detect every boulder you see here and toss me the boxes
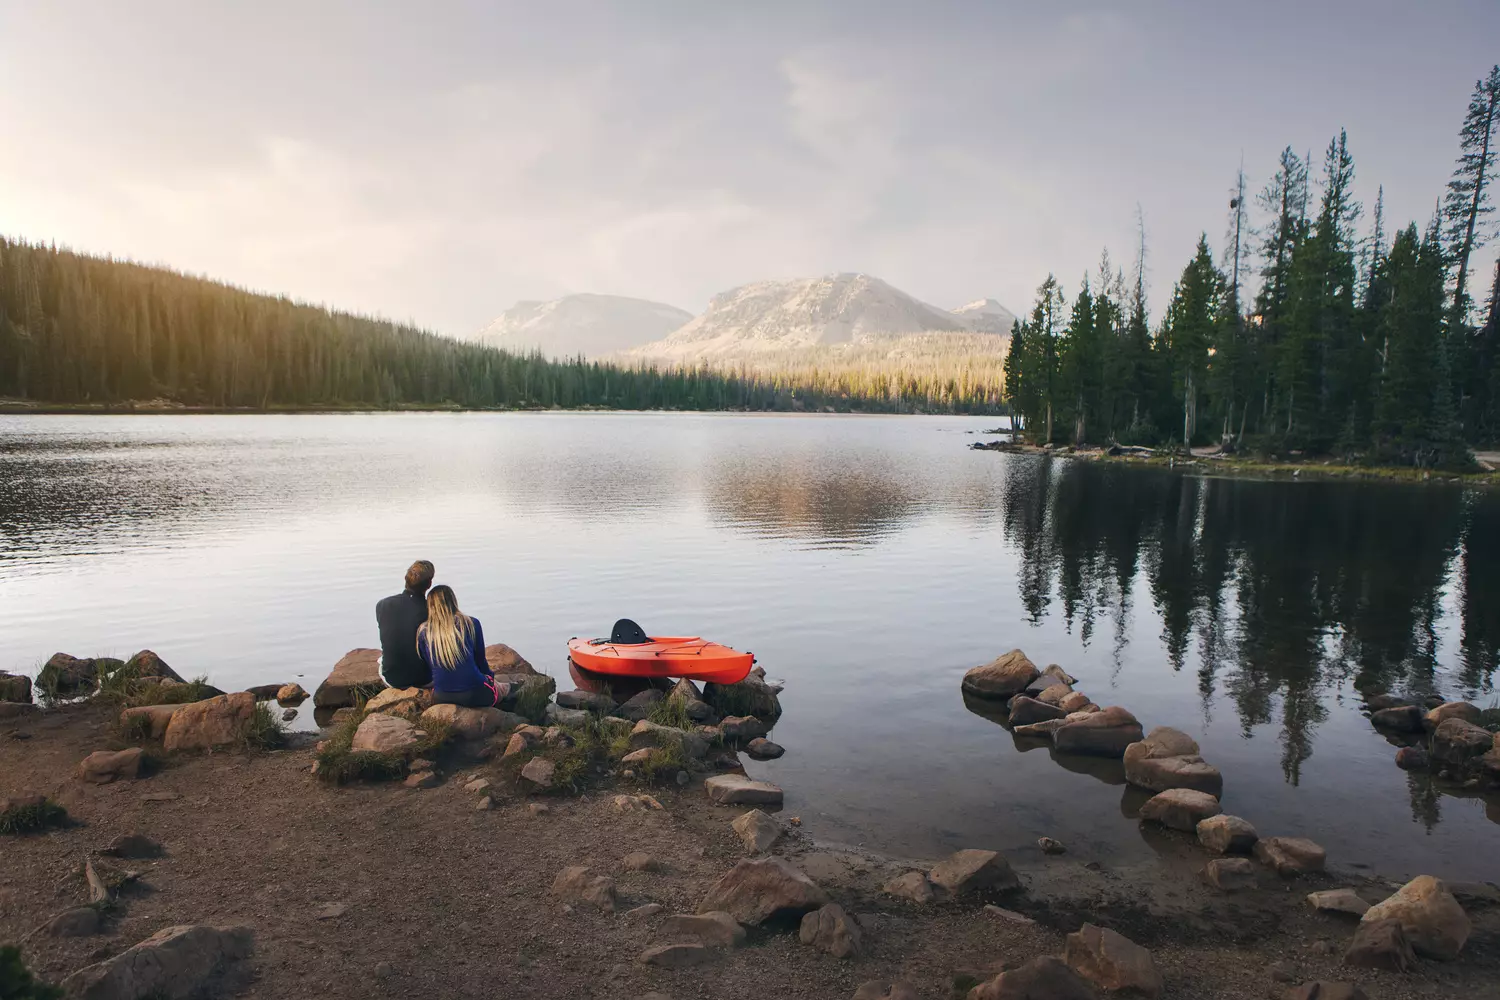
[621,748,653,765]
[46,906,102,938]
[121,704,180,740]
[1038,837,1066,855]
[1360,875,1470,960]
[883,871,935,904]
[1053,706,1144,757]
[404,771,438,789]
[1425,701,1481,729]
[1013,718,1070,739]
[365,687,431,718]
[350,713,419,753]
[1202,857,1256,891]
[1024,675,1070,699]
[421,703,502,741]
[1124,752,1222,796]
[555,689,617,713]
[1370,705,1424,732]
[497,672,556,708]
[1307,889,1370,918]
[969,956,1100,1000]
[1196,814,1257,854]
[721,715,768,741]
[799,903,862,958]
[501,729,539,760]
[704,774,783,806]
[520,758,556,789]
[622,851,658,872]
[732,809,782,853]
[551,866,616,911]
[928,849,1019,895]
[1430,718,1494,766]
[961,649,1039,699]
[1058,691,1093,713]
[276,683,308,704]
[1035,683,1076,706]
[1343,918,1416,972]
[1007,696,1065,726]
[615,689,665,721]
[38,653,98,695]
[543,704,590,728]
[703,674,784,719]
[162,691,259,751]
[853,982,920,1000]
[78,748,145,784]
[1394,746,1429,771]
[124,650,184,683]
[660,911,745,948]
[745,738,784,760]
[697,857,830,925]
[1064,923,1161,998]
[638,943,710,968]
[244,684,284,700]
[60,924,254,999]
[1285,984,1369,1000]
[1042,664,1077,684]
[484,643,535,674]
[102,832,163,859]
[1139,788,1221,831]
[630,720,710,759]
[314,649,386,709]
[0,671,33,703]
[1254,836,1326,876]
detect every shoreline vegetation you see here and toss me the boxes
[4,647,1498,998]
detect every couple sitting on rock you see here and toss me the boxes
[375,560,508,708]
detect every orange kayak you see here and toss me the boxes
[567,635,754,685]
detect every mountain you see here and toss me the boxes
[631,273,1012,363]
[474,293,693,359]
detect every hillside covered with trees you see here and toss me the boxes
[0,240,1004,414]
[1004,65,1500,468]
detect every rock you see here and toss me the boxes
[403,771,438,789]
[1042,664,1077,684]
[622,851,659,872]
[1370,705,1424,732]
[1196,814,1257,854]
[421,703,502,741]
[315,902,348,920]
[852,981,919,1000]
[102,833,163,859]
[1053,706,1144,757]
[703,674,784,719]
[46,906,102,937]
[668,679,718,722]
[244,684,284,700]
[38,652,98,694]
[1024,675,1070,701]
[520,757,556,789]
[1343,918,1415,972]
[1038,836,1066,855]
[1285,984,1369,1000]
[1122,727,1222,795]
[720,715,767,740]
[630,719,710,759]
[615,689,665,721]
[60,924,254,999]
[1360,875,1470,960]
[704,774,783,806]
[1064,923,1162,998]
[280,708,297,722]
[350,713,419,753]
[476,796,493,810]
[732,809,782,853]
[313,648,385,709]
[556,689,617,713]
[123,650,184,683]
[985,905,1035,924]
[463,777,491,793]
[1307,889,1370,917]
[1268,962,1296,983]
[928,849,1019,895]
[968,956,1100,1000]
[1365,693,1404,710]
[638,943,710,968]
[1254,837,1326,876]
[1013,718,1071,739]
[1007,695,1066,726]
[0,701,39,720]
[1202,857,1257,891]
[544,704,591,728]
[1058,691,1092,713]
[1425,701,1481,728]
[1430,718,1494,766]
[613,794,664,812]
[528,802,550,816]
[551,866,616,911]
[621,748,653,764]
[745,738,784,760]
[484,643,535,674]
[661,911,745,948]
[0,670,33,703]
[330,707,357,724]
[697,857,830,925]
[120,704,180,740]
[799,903,862,958]
[1139,788,1221,831]
[625,903,665,921]
[276,683,308,704]
[961,649,1039,699]
[883,871,935,904]
[1036,683,1076,706]
[364,686,431,717]
[78,748,144,784]
[162,691,258,751]
[1395,746,1429,771]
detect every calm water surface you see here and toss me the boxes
[1,413,1496,880]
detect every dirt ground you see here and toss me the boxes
[3,702,1498,999]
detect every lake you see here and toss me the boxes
[1,412,1496,880]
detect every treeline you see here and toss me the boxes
[1004,65,1500,467]
[0,239,1005,414]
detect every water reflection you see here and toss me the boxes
[704,455,921,547]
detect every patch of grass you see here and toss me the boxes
[647,695,693,731]
[607,731,635,760]
[512,680,552,724]
[118,712,154,743]
[0,798,68,836]
[313,709,450,784]
[0,945,64,1000]
[239,701,288,751]
[122,676,217,708]
[635,741,687,783]
[1479,701,1500,733]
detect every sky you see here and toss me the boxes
[2,1,1498,335]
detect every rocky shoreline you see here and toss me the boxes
[2,646,1498,999]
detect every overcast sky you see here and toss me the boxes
[2,1,1497,334]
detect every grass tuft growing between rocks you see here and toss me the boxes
[512,681,552,724]
[0,798,68,836]
[313,709,450,784]
[635,741,687,783]
[239,701,288,751]
[121,676,217,708]
[647,696,693,731]
[0,945,64,1000]
[500,719,608,793]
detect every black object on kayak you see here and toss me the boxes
[609,618,652,645]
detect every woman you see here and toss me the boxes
[416,585,503,707]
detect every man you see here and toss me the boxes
[376,560,435,689]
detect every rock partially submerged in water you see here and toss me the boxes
[1053,706,1143,757]
[1430,718,1493,767]
[314,649,384,709]
[928,849,1019,896]
[704,673,783,720]
[1370,704,1423,732]
[1253,836,1326,876]
[37,652,100,695]
[1425,701,1481,729]
[1124,727,1223,796]
[0,671,33,704]
[961,649,1039,699]
[1139,788,1221,831]
[1007,695,1065,726]
[1196,814,1257,854]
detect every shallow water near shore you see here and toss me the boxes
[1,412,1497,881]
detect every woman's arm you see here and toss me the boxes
[471,618,492,677]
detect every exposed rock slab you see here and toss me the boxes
[120,705,179,739]
[704,774,783,805]
[928,849,1019,895]
[163,692,259,751]
[313,649,384,708]
[1254,836,1326,876]
[421,703,503,740]
[1307,889,1370,917]
[61,924,254,1000]
[350,713,418,753]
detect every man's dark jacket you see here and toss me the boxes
[376,589,431,688]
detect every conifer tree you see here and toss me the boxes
[1443,65,1500,324]
[1158,236,1224,450]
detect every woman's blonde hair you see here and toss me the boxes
[421,585,474,671]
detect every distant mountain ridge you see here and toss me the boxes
[473,293,692,359]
